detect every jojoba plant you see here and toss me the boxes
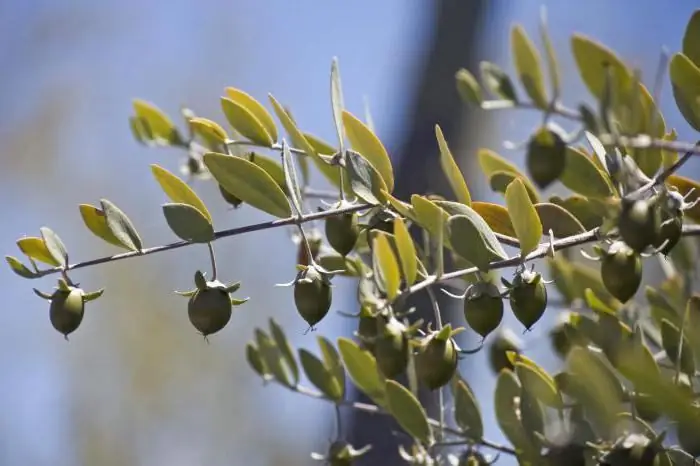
[7,8,700,466]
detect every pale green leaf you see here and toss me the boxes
[317,336,345,400]
[539,7,560,99]
[203,152,292,219]
[162,203,214,243]
[345,149,387,205]
[533,203,585,238]
[6,256,39,279]
[280,139,303,216]
[560,146,615,198]
[505,178,542,257]
[511,24,548,109]
[447,211,508,272]
[17,237,61,266]
[151,164,212,222]
[494,370,538,458]
[225,87,278,142]
[132,99,181,145]
[683,10,700,67]
[393,217,417,285]
[337,337,386,407]
[342,110,394,192]
[670,52,700,132]
[221,97,274,147]
[435,124,471,205]
[39,227,68,267]
[478,149,539,203]
[249,152,287,193]
[455,68,483,105]
[256,329,292,388]
[514,359,561,408]
[453,378,483,440]
[269,318,300,386]
[385,380,432,445]
[79,204,128,249]
[300,349,342,401]
[330,57,346,153]
[373,232,401,300]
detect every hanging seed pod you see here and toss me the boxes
[374,315,409,379]
[34,280,104,339]
[507,269,548,331]
[526,125,567,189]
[415,327,458,390]
[294,266,333,328]
[219,184,243,208]
[653,212,683,256]
[325,202,360,256]
[617,198,660,253]
[463,282,504,338]
[600,241,642,303]
[488,329,522,374]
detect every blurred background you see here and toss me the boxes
[1,1,698,465]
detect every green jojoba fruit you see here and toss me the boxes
[508,270,548,331]
[463,282,504,338]
[633,392,662,424]
[488,329,522,374]
[374,316,409,379]
[618,198,660,253]
[415,331,458,390]
[600,241,642,303]
[652,211,683,256]
[219,184,243,208]
[526,125,567,189]
[545,444,587,466]
[49,288,86,338]
[325,204,360,256]
[188,282,233,336]
[294,266,333,328]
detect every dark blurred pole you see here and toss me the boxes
[348,1,489,464]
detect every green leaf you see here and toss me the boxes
[79,204,128,249]
[269,318,300,386]
[447,211,508,272]
[632,83,665,177]
[225,87,278,142]
[480,62,518,102]
[317,336,345,400]
[99,199,143,252]
[280,139,303,216]
[303,132,351,193]
[151,164,212,223]
[494,370,538,458]
[330,57,346,154]
[337,337,385,407]
[246,343,268,378]
[132,99,180,145]
[571,34,632,110]
[584,288,616,316]
[39,227,68,268]
[511,24,548,109]
[299,349,342,401]
[373,232,401,300]
[549,195,604,230]
[255,329,292,388]
[683,10,700,67]
[661,319,695,376]
[385,380,432,445]
[129,116,151,145]
[435,125,471,205]
[345,149,388,205]
[533,203,585,238]
[342,110,394,192]
[411,195,447,240]
[189,117,228,149]
[221,97,274,147]
[203,152,292,219]
[455,68,483,105]
[514,359,561,408]
[453,378,483,440]
[317,254,364,277]
[478,149,539,203]
[559,147,615,198]
[162,203,214,243]
[16,237,61,266]
[539,7,560,99]
[670,52,700,132]
[249,152,287,193]
[6,256,39,279]
[471,202,516,237]
[393,217,418,286]
[505,178,542,257]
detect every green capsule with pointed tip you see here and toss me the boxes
[415,333,458,390]
[49,288,85,338]
[188,281,233,336]
[509,270,548,331]
[294,267,332,328]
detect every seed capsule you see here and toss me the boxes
[325,204,360,256]
[415,332,458,390]
[652,210,683,256]
[618,198,660,253]
[600,241,642,303]
[463,282,503,338]
[374,316,409,379]
[508,270,548,331]
[526,126,567,189]
[49,288,86,338]
[294,266,332,328]
[188,282,232,336]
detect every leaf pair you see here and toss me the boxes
[247,319,300,388]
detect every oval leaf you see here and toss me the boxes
[411,195,448,240]
[480,62,518,102]
[393,217,418,286]
[539,7,560,98]
[471,202,516,237]
[132,99,180,145]
[455,68,483,105]
[549,195,604,230]
[385,380,432,445]
[373,232,401,300]
[534,203,586,238]
[337,337,385,407]
[670,52,700,132]
[511,24,548,108]
[17,237,61,267]
[225,88,278,142]
[560,146,615,198]
[255,329,292,388]
[345,149,387,205]
[435,125,471,205]
[246,343,268,378]
[269,318,300,386]
[189,117,228,149]
[494,370,538,457]
[448,212,508,271]
[661,319,695,376]
[515,361,561,408]
[300,349,342,401]
[478,149,539,203]
[6,256,39,279]
[151,164,212,222]
[39,227,68,268]
[221,97,274,147]
[79,204,127,249]
[453,378,483,440]
[99,199,143,252]
[203,153,292,219]
[249,152,287,193]
[317,336,345,400]
[342,110,394,192]
[505,178,542,257]
[162,203,214,243]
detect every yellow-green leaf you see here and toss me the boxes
[480,62,518,102]
[514,360,561,408]
[79,204,126,249]
[670,52,700,132]
[39,227,68,268]
[494,370,538,458]
[6,256,38,279]
[16,237,61,266]
[539,7,560,99]
[453,378,483,440]
[302,132,351,194]
[269,318,299,385]
[100,199,143,252]
[511,24,548,109]
[345,149,388,205]
[317,336,345,399]
[549,195,604,230]
[505,178,542,257]
[132,99,180,145]
[393,218,417,286]
[342,110,394,192]
[478,149,539,203]
[189,117,228,149]
[534,203,586,238]
[411,195,447,239]
[374,232,401,299]
[268,96,317,157]
[559,146,615,198]
[225,88,278,142]
[385,380,432,445]
[435,125,471,205]
[203,153,291,219]
[221,97,274,147]
[337,337,385,407]
[667,174,700,222]
[471,202,516,237]
[249,152,287,193]
[455,68,483,105]
[330,57,346,152]
[151,164,212,223]
[162,203,214,243]
[661,130,679,169]
[683,10,700,67]
[299,349,342,401]
[448,211,508,272]
[384,192,418,223]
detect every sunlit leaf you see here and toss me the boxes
[373,232,401,300]
[435,124,471,205]
[6,256,39,279]
[132,99,181,145]
[448,211,508,272]
[225,87,278,142]
[221,97,274,147]
[478,149,539,203]
[455,68,483,105]
[534,203,586,237]
[670,52,700,132]
[471,202,516,237]
[505,178,542,257]
[16,237,61,267]
[151,164,212,222]
[549,195,604,230]
[249,152,287,193]
[513,356,561,408]
[281,139,303,216]
[330,57,346,154]
[162,203,214,243]
[480,62,518,102]
[393,217,417,285]
[539,7,560,99]
[511,24,548,109]
[39,227,68,268]
[666,174,700,222]
[337,337,385,407]
[345,149,388,205]
[189,117,228,149]
[385,380,432,445]
[411,195,447,240]
[342,110,394,192]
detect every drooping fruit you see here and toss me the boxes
[188,281,233,336]
[325,202,360,256]
[600,241,642,303]
[488,329,522,374]
[294,266,333,328]
[463,282,504,338]
[652,195,684,256]
[49,287,86,338]
[507,269,548,331]
[526,125,567,189]
[618,198,660,253]
[374,316,409,379]
[415,329,458,390]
